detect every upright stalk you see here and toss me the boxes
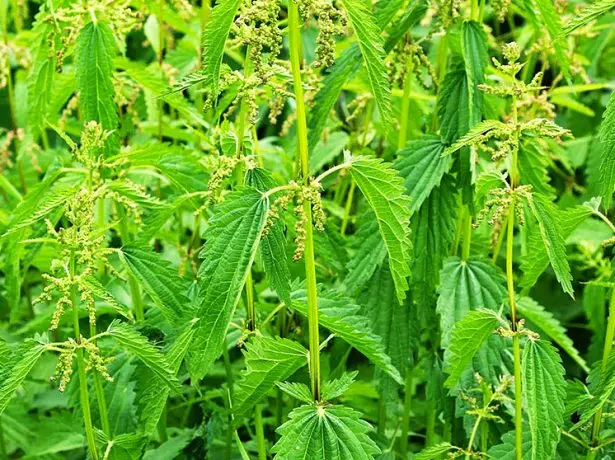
[70,252,99,460]
[157,0,165,141]
[399,369,413,457]
[587,287,615,459]
[507,197,522,460]
[398,54,413,150]
[461,206,472,261]
[255,404,267,460]
[288,0,321,401]
[117,205,145,321]
[506,94,523,460]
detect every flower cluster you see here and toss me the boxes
[235,0,283,80]
[475,185,532,229]
[261,179,327,260]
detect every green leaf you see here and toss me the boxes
[519,141,554,196]
[394,135,450,214]
[341,0,393,133]
[202,0,242,99]
[189,189,268,380]
[307,0,415,151]
[344,214,387,294]
[522,340,566,460]
[143,428,195,460]
[106,321,180,393]
[443,309,499,389]
[461,20,487,128]
[27,24,55,138]
[571,350,615,430]
[563,0,615,34]
[0,341,46,414]
[291,287,403,384]
[245,168,292,306]
[442,119,506,156]
[272,403,380,459]
[322,372,358,401]
[598,91,615,208]
[437,256,507,348]
[114,58,205,127]
[138,321,197,434]
[525,0,569,74]
[361,261,411,381]
[411,175,459,306]
[488,428,532,459]
[383,0,428,52]
[415,442,458,460]
[276,381,313,404]
[2,172,83,238]
[309,132,349,175]
[233,337,307,424]
[517,296,588,372]
[76,22,118,130]
[520,204,592,292]
[526,193,574,297]
[350,157,412,303]
[121,245,191,324]
[82,276,134,322]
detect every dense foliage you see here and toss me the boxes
[0,0,615,458]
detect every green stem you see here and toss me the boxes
[288,0,321,401]
[399,368,413,457]
[70,252,99,460]
[587,288,615,459]
[90,322,111,437]
[492,216,507,263]
[340,181,355,235]
[398,58,413,151]
[465,416,482,460]
[96,198,106,277]
[0,420,7,459]
[157,0,165,141]
[507,203,522,460]
[245,271,256,331]
[470,0,479,21]
[117,205,144,321]
[255,404,267,460]
[461,206,472,261]
[223,348,234,460]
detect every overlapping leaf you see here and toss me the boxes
[444,309,499,389]
[437,256,507,347]
[523,340,566,460]
[350,157,411,303]
[272,403,380,459]
[121,245,192,324]
[76,22,118,130]
[233,337,307,424]
[189,189,268,380]
[291,287,403,384]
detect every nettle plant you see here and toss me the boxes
[1,0,615,458]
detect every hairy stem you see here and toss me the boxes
[587,287,615,459]
[117,205,144,321]
[288,0,321,401]
[398,57,413,151]
[399,368,413,457]
[255,404,267,460]
[70,252,99,460]
[246,271,256,331]
[90,322,111,437]
[340,181,355,235]
[507,202,522,460]
[461,205,472,261]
